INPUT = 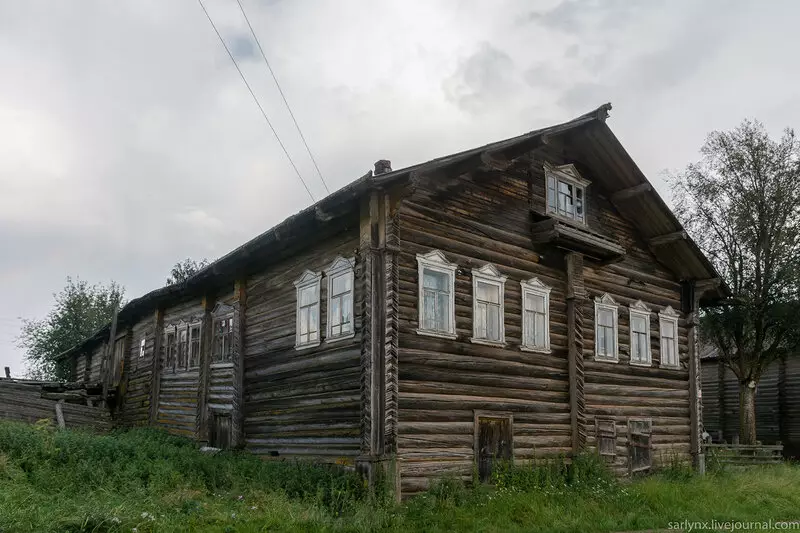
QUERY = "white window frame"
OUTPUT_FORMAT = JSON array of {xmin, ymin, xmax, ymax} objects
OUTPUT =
[
  {"xmin": 139, "ymin": 337, "xmax": 146, "ymax": 358},
  {"xmin": 470, "ymin": 264, "xmax": 507, "ymax": 346},
  {"xmin": 325, "ymin": 256, "xmax": 356, "ymax": 343},
  {"xmin": 416, "ymin": 250, "xmax": 457, "ymax": 339},
  {"xmin": 211, "ymin": 302, "xmax": 235, "ymax": 366},
  {"xmin": 544, "ymin": 162, "xmax": 590, "ymax": 225},
  {"xmin": 628, "ymin": 300, "xmax": 652, "ymax": 366},
  {"xmin": 294, "ymin": 270, "xmax": 322, "ymax": 350},
  {"xmin": 659, "ymin": 306, "xmax": 680, "ymax": 369},
  {"xmin": 594, "ymin": 293, "xmax": 619, "ymax": 362},
  {"xmin": 520, "ymin": 277, "xmax": 551, "ymax": 353}
]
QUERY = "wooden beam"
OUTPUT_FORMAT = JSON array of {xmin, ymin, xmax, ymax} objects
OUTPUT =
[
  {"xmin": 610, "ymin": 182, "xmax": 652, "ymax": 202},
  {"xmin": 148, "ymin": 308, "xmax": 165, "ymax": 425},
  {"xmin": 565, "ymin": 252, "xmax": 586, "ymax": 455},
  {"xmin": 196, "ymin": 294, "xmax": 216, "ymax": 442},
  {"xmin": 479, "ymin": 151, "xmax": 511, "ymax": 171},
  {"xmin": 648, "ymin": 230, "xmax": 687, "ymax": 247}
]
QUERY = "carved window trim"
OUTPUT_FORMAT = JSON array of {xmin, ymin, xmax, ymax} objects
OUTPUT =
[
  {"xmin": 594, "ymin": 293, "xmax": 619, "ymax": 362},
  {"xmin": 212, "ymin": 303, "xmax": 234, "ymax": 365},
  {"xmin": 520, "ymin": 277, "xmax": 551, "ymax": 353},
  {"xmin": 325, "ymin": 256, "xmax": 356, "ymax": 343},
  {"xmin": 659, "ymin": 306, "xmax": 680, "ymax": 369},
  {"xmin": 628, "ymin": 300, "xmax": 652, "ymax": 366},
  {"xmin": 595, "ymin": 417, "xmax": 617, "ymax": 461},
  {"xmin": 164, "ymin": 318, "xmax": 202, "ymax": 371},
  {"xmin": 416, "ymin": 250, "xmax": 457, "ymax": 340},
  {"xmin": 544, "ymin": 162, "xmax": 590, "ymax": 225},
  {"xmin": 470, "ymin": 264, "xmax": 507, "ymax": 347},
  {"xmin": 294, "ymin": 270, "xmax": 322, "ymax": 350}
]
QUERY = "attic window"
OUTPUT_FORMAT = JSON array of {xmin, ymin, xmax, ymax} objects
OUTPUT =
[{"xmin": 545, "ymin": 163, "xmax": 589, "ymax": 224}]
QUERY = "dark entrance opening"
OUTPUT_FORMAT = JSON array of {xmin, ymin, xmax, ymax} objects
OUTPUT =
[{"xmin": 474, "ymin": 412, "xmax": 513, "ymax": 483}]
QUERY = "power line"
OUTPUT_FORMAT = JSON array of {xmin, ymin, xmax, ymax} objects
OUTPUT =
[
  {"xmin": 235, "ymin": 0, "xmax": 330, "ymax": 195},
  {"xmin": 197, "ymin": 0, "xmax": 316, "ymax": 202}
]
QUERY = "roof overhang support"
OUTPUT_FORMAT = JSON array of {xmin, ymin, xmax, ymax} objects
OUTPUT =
[
  {"xmin": 610, "ymin": 182, "xmax": 652, "ymax": 202},
  {"xmin": 648, "ymin": 230, "xmax": 687, "ymax": 247}
]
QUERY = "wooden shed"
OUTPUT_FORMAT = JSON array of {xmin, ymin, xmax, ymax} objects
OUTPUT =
[
  {"xmin": 54, "ymin": 103, "xmax": 725, "ymax": 497},
  {"xmin": 701, "ymin": 350, "xmax": 800, "ymax": 458}
]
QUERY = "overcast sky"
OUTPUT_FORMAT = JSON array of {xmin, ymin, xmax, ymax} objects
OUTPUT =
[{"xmin": 1, "ymin": 0, "xmax": 799, "ymax": 375}]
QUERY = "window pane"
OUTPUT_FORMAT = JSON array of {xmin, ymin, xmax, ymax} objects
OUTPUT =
[
  {"xmin": 330, "ymin": 297, "xmax": 341, "ymax": 328},
  {"xmin": 436, "ymin": 291, "xmax": 449, "ymax": 332},
  {"xmin": 661, "ymin": 320, "xmax": 675, "ymax": 339},
  {"xmin": 476, "ymin": 281, "xmax": 499, "ymax": 304},
  {"xmin": 422, "ymin": 289, "xmax": 436, "ymax": 330},
  {"xmin": 605, "ymin": 327, "xmax": 614, "ymax": 355},
  {"xmin": 300, "ymin": 285, "xmax": 318, "ymax": 306},
  {"xmin": 423, "ymin": 269, "xmax": 450, "ymax": 292},
  {"xmin": 526, "ymin": 293, "xmax": 545, "ymax": 313},
  {"xmin": 534, "ymin": 312, "xmax": 546, "ymax": 347},
  {"xmin": 475, "ymin": 302, "xmax": 487, "ymax": 339},
  {"xmin": 341, "ymin": 294, "xmax": 353, "ymax": 333},
  {"xmin": 598, "ymin": 308, "xmax": 613, "ymax": 327},
  {"xmin": 486, "ymin": 304, "xmax": 500, "ymax": 341},
  {"xmin": 524, "ymin": 310, "xmax": 535, "ymax": 345},
  {"xmin": 597, "ymin": 327, "xmax": 607, "ymax": 355},
  {"xmin": 547, "ymin": 176, "xmax": 556, "ymax": 211},
  {"xmin": 631, "ymin": 315, "xmax": 646, "ymax": 333},
  {"xmin": 309, "ymin": 304, "xmax": 319, "ymax": 336},
  {"xmin": 575, "ymin": 188, "xmax": 584, "ymax": 220},
  {"xmin": 331, "ymin": 273, "xmax": 351, "ymax": 296}
]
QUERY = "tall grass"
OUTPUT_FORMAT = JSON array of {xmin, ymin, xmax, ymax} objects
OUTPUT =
[{"xmin": 1, "ymin": 420, "xmax": 798, "ymax": 533}]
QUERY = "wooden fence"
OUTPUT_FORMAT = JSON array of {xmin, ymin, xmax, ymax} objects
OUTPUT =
[
  {"xmin": 0, "ymin": 378, "xmax": 112, "ymax": 431},
  {"xmin": 703, "ymin": 443, "xmax": 784, "ymax": 466}
]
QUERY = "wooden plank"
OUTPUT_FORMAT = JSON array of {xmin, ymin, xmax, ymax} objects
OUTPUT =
[
  {"xmin": 648, "ymin": 231, "xmax": 687, "ymax": 247},
  {"xmin": 610, "ymin": 182, "xmax": 652, "ymax": 202}
]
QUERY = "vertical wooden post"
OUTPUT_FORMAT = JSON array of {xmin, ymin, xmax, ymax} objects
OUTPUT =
[
  {"xmin": 718, "ymin": 358, "xmax": 727, "ymax": 441},
  {"xmin": 778, "ymin": 355, "xmax": 788, "ymax": 452},
  {"xmin": 148, "ymin": 308, "xmax": 165, "ymax": 425},
  {"xmin": 684, "ymin": 281, "xmax": 702, "ymax": 468},
  {"xmin": 565, "ymin": 252, "xmax": 586, "ymax": 454},
  {"xmin": 197, "ymin": 294, "xmax": 216, "ymax": 442},
  {"xmin": 100, "ymin": 311, "xmax": 119, "ymax": 409},
  {"xmin": 232, "ymin": 280, "xmax": 247, "ymax": 449},
  {"xmin": 3, "ymin": 367, "xmax": 9, "ymax": 379},
  {"xmin": 55, "ymin": 400, "xmax": 66, "ymax": 430},
  {"xmin": 357, "ymin": 190, "xmax": 388, "ymax": 485}
]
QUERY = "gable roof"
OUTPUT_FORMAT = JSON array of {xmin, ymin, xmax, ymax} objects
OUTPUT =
[{"xmin": 56, "ymin": 103, "xmax": 725, "ymax": 361}]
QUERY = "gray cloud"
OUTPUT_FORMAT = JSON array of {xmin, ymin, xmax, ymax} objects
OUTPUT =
[{"xmin": 2, "ymin": 0, "xmax": 800, "ymax": 374}]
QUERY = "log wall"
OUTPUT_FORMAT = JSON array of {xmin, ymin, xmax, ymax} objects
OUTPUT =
[
  {"xmin": 155, "ymin": 299, "xmax": 206, "ymax": 438},
  {"xmin": 0, "ymin": 379, "xmax": 111, "ymax": 430},
  {"xmin": 242, "ymin": 217, "xmax": 363, "ymax": 461},
  {"xmin": 395, "ymin": 149, "xmax": 692, "ymax": 493},
  {"xmin": 118, "ymin": 315, "xmax": 155, "ymax": 426}
]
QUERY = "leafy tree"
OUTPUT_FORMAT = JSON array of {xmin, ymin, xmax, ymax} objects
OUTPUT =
[
  {"xmin": 673, "ymin": 119, "xmax": 800, "ymax": 444},
  {"xmin": 166, "ymin": 258, "xmax": 210, "ymax": 285},
  {"xmin": 18, "ymin": 278, "xmax": 125, "ymax": 381}
]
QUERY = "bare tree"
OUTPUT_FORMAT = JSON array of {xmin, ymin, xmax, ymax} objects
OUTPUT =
[{"xmin": 673, "ymin": 119, "xmax": 800, "ymax": 444}]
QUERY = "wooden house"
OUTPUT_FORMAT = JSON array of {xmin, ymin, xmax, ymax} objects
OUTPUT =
[{"xmin": 56, "ymin": 103, "xmax": 726, "ymax": 496}]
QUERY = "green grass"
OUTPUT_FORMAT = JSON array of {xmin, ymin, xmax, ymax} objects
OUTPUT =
[{"xmin": 0, "ymin": 420, "xmax": 798, "ymax": 532}]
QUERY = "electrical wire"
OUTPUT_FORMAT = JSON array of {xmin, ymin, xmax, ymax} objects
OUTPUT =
[
  {"xmin": 235, "ymin": 0, "xmax": 330, "ymax": 195},
  {"xmin": 197, "ymin": 0, "xmax": 316, "ymax": 202}
]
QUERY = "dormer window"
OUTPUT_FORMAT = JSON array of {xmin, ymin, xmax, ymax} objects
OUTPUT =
[{"xmin": 545, "ymin": 163, "xmax": 589, "ymax": 224}]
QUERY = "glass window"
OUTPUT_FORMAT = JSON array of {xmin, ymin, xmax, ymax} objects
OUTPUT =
[
  {"xmin": 327, "ymin": 259, "xmax": 354, "ymax": 340},
  {"xmin": 474, "ymin": 281, "xmax": 501, "ymax": 342},
  {"xmin": 139, "ymin": 338, "xmax": 146, "ymax": 358},
  {"xmin": 213, "ymin": 316, "xmax": 233, "ymax": 362},
  {"xmin": 545, "ymin": 166, "xmax": 587, "ymax": 224},
  {"xmin": 595, "ymin": 294, "xmax": 618, "ymax": 361},
  {"xmin": 629, "ymin": 305, "xmax": 651, "ymax": 365},
  {"xmin": 521, "ymin": 278, "xmax": 551, "ymax": 352},
  {"xmin": 422, "ymin": 269, "xmax": 451, "ymax": 333},
  {"xmin": 295, "ymin": 271, "xmax": 322, "ymax": 348},
  {"xmin": 660, "ymin": 314, "xmax": 678, "ymax": 367},
  {"xmin": 189, "ymin": 324, "xmax": 201, "ymax": 368},
  {"xmin": 177, "ymin": 328, "xmax": 188, "ymax": 370}
]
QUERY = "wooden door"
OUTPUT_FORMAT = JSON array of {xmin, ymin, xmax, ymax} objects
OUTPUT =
[
  {"xmin": 209, "ymin": 413, "xmax": 231, "ymax": 449},
  {"xmin": 476, "ymin": 415, "xmax": 512, "ymax": 482}
]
